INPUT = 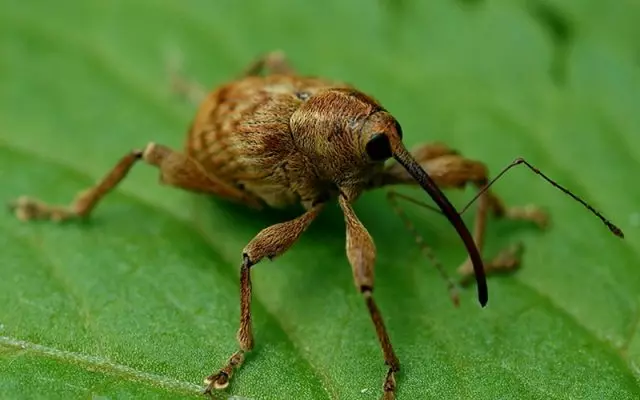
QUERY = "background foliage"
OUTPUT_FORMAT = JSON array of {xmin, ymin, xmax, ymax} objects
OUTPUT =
[{"xmin": 1, "ymin": 1, "xmax": 639, "ymax": 399}]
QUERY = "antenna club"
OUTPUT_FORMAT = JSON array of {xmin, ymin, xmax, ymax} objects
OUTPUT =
[{"xmin": 608, "ymin": 223, "xmax": 624, "ymax": 238}]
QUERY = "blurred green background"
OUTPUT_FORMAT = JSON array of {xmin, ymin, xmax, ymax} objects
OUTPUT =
[{"xmin": 1, "ymin": 1, "xmax": 639, "ymax": 399}]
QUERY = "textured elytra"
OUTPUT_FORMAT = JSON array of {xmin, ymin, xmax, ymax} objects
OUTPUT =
[{"xmin": 184, "ymin": 74, "xmax": 401, "ymax": 209}]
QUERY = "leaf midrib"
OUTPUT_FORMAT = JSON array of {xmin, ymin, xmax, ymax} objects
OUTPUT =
[{"xmin": 0, "ymin": 336, "xmax": 202, "ymax": 397}]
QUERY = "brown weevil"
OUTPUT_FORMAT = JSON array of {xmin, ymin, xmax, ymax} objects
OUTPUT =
[{"xmin": 9, "ymin": 51, "xmax": 624, "ymax": 399}]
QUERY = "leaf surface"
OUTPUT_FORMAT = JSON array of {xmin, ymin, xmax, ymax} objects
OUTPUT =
[{"xmin": 1, "ymin": 1, "xmax": 639, "ymax": 399}]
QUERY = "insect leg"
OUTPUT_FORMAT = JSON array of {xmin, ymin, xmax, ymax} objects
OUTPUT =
[
  {"xmin": 241, "ymin": 50, "xmax": 296, "ymax": 77},
  {"xmin": 9, "ymin": 142, "xmax": 260, "ymax": 222},
  {"xmin": 386, "ymin": 189, "xmax": 460, "ymax": 306},
  {"xmin": 385, "ymin": 189, "xmax": 524, "ymax": 288},
  {"xmin": 338, "ymin": 195, "xmax": 399, "ymax": 400},
  {"xmin": 204, "ymin": 204, "xmax": 324, "ymax": 393},
  {"xmin": 373, "ymin": 144, "xmax": 549, "ymax": 286},
  {"xmin": 166, "ymin": 56, "xmax": 207, "ymax": 105}
]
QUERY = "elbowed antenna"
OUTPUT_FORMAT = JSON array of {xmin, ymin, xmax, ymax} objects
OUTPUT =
[
  {"xmin": 391, "ymin": 142, "xmax": 489, "ymax": 307},
  {"xmin": 459, "ymin": 157, "xmax": 625, "ymax": 239}
]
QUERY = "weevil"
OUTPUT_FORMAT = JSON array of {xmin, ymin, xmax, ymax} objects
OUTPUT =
[{"xmin": 9, "ymin": 51, "xmax": 623, "ymax": 400}]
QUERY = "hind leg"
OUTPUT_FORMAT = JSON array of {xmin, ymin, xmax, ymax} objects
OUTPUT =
[
  {"xmin": 240, "ymin": 50, "xmax": 296, "ymax": 76},
  {"xmin": 169, "ymin": 50, "xmax": 297, "ymax": 104},
  {"xmin": 9, "ymin": 142, "xmax": 260, "ymax": 222}
]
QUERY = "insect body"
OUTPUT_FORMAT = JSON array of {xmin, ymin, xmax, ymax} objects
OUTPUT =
[{"xmin": 10, "ymin": 51, "xmax": 623, "ymax": 400}]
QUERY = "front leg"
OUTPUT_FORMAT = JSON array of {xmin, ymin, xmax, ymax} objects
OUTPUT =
[
  {"xmin": 414, "ymin": 152, "xmax": 548, "ymax": 283},
  {"xmin": 339, "ymin": 195, "xmax": 399, "ymax": 400},
  {"xmin": 374, "ymin": 143, "xmax": 548, "ymax": 286},
  {"xmin": 204, "ymin": 203, "xmax": 324, "ymax": 393}
]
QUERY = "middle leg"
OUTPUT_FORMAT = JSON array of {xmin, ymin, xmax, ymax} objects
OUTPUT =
[{"xmin": 338, "ymin": 195, "xmax": 399, "ymax": 400}]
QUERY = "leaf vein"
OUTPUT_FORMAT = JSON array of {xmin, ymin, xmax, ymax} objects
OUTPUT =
[{"xmin": 0, "ymin": 336, "xmax": 203, "ymax": 396}]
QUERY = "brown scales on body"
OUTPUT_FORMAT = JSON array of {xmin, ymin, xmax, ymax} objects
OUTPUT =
[{"xmin": 9, "ymin": 51, "xmax": 623, "ymax": 400}]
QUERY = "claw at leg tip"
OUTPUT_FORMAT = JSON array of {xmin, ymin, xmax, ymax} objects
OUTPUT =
[
  {"xmin": 6, "ymin": 196, "xmax": 25, "ymax": 211},
  {"xmin": 7, "ymin": 196, "xmax": 36, "ymax": 221},
  {"xmin": 213, "ymin": 380, "xmax": 229, "ymax": 390},
  {"xmin": 204, "ymin": 372, "xmax": 230, "ymax": 391},
  {"xmin": 609, "ymin": 223, "xmax": 624, "ymax": 238}
]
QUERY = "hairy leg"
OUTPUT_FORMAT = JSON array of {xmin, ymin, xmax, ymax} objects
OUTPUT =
[
  {"xmin": 169, "ymin": 50, "xmax": 297, "ymax": 105},
  {"xmin": 9, "ymin": 142, "xmax": 261, "ymax": 222},
  {"xmin": 204, "ymin": 203, "xmax": 324, "ymax": 392},
  {"xmin": 374, "ymin": 143, "xmax": 548, "ymax": 286},
  {"xmin": 240, "ymin": 50, "xmax": 296, "ymax": 77},
  {"xmin": 339, "ymin": 195, "xmax": 399, "ymax": 400}
]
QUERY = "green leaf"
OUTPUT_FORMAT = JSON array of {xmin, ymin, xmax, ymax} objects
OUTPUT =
[{"xmin": 1, "ymin": 1, "xmax": 639, "ymax": 399}]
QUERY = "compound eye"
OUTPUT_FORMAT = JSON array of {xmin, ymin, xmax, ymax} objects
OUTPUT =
[{"xmin": 365, "ymin": 133, "xmax": 392, "ymax": 162}]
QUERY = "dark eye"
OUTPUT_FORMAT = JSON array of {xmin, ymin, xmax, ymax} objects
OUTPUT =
[{"xmin": 365, "ymin": 133, "xmax": 392, "ymax": 161}]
